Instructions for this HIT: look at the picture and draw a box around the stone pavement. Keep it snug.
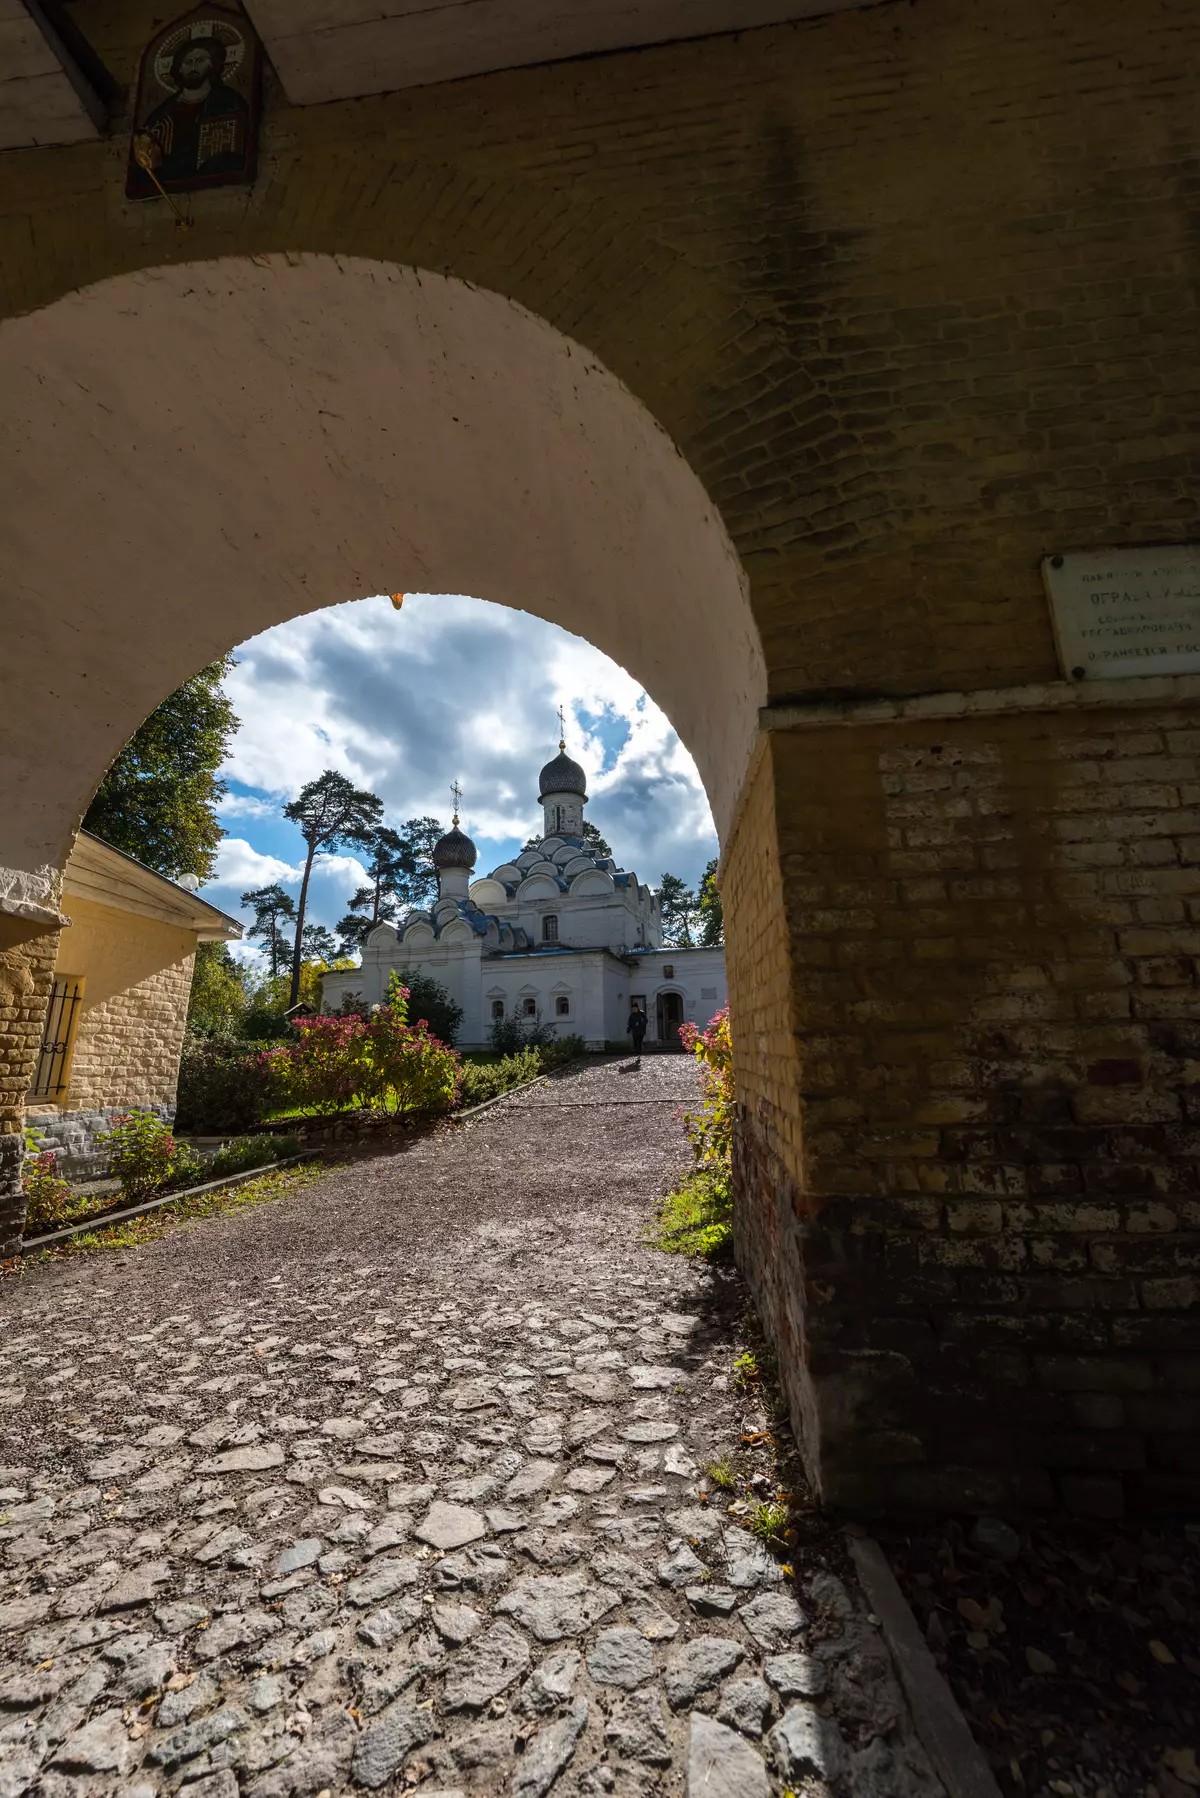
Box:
[0,1057,942,1798]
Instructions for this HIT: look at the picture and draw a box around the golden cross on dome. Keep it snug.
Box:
[450,779,462,825]
[557,704,567,752]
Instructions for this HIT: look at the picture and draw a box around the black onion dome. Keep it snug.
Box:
[432,824,477,870]
[538,751,587,799]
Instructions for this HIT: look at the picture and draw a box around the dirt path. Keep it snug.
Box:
[0,1056,941,1798]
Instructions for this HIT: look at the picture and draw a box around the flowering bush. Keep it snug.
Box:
[99,1110,203,1200]
[267,978,461,1119]
[679,1007,733,1167]
[267,1014,369,1115]
[21,1141,75,1231]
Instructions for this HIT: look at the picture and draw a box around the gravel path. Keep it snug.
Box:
[0,1056,942,1798]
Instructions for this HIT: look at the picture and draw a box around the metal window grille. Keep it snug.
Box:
[31,975,83,1101]
[543,915,558,941]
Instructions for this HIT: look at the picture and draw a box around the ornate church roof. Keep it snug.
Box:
[538,750,587,799]
[431,823,477,869]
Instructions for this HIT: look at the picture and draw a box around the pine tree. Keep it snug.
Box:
[658,872,697,948]
[284,771,384,1005]
[241,883,297,980]
[696,857,723,946]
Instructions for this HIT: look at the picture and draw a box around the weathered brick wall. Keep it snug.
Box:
[0,932,60,1255]
[742,693,1200,1516]
[55,898,196,1114]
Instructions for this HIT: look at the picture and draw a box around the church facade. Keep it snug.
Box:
[321,748,726,1051]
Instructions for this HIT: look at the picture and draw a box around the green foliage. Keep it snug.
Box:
[284,771,385,1006]
[241,884,297,981]
[393,966,463,1047]
[658,871,697,947]
[82,658,239,880]
[458,1047,543,1107]
[187,941,249,1037]
[697,856,723,946]
[175,1039,282,1133]
[337,818,443,951]
[210,1133,300,1178]
[705,1455,736,1491]
[490,1010,558,1053]
[732,1349,760,1388]
[680,1008,733,1167]
[458,1036,583,1107]
[99,1110,198,1200]
[650,1165,733,1259]
[21,1141,76,1232]
[748,1500,789,1542]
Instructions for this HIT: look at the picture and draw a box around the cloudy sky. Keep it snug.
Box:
[202,593,717,960]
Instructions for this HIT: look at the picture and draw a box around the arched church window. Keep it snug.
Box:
[522,997,538,1018]
[543,915,559,941]
[556,995,570,1016]
[491,999,505,1020]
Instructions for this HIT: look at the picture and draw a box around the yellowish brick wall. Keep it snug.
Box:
[756,703,1200,1515]
[52,896,196,1112]
[0,931,60,1251]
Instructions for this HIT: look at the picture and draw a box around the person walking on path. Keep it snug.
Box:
[627,1001,647,1060]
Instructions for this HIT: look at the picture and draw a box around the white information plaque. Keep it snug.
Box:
[1043,545,1200,679]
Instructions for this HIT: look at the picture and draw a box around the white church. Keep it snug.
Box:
[321,743,727,1051]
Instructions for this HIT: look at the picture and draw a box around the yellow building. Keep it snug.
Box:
[25,834,240,1177]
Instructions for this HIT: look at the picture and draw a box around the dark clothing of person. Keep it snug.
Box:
[627,1010,647,1048]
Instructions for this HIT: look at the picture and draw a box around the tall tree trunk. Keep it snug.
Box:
[289,842,317,1007]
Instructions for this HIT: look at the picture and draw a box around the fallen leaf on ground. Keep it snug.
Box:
[1026,1647,1057,1675]
[1151,1640,1179,1666]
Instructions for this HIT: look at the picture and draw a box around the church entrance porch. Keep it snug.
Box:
[656,990,685,1051]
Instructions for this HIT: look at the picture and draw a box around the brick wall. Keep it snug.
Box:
[53,897,196,1114]
[0,932,59,1254]
[737,696,1200,1515]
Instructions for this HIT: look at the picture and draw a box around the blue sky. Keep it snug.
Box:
[201,593,717,962]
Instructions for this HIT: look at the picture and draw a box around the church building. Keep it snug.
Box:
[320,745,727,1051]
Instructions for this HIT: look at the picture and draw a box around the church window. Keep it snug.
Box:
[522,996,538,1017]
[663,964,675,979]
[543,915,558,941]
[491,999,505,1020]
[556,995,570,1016]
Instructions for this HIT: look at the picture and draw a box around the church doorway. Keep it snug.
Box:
[656,990,684,1050]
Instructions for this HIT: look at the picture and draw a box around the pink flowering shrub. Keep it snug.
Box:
[99,1110,203,1199]
[21,1143,74,1230]
[678,1006,733,1166]
[267,980,461,1118]
[267,1014,370,1115]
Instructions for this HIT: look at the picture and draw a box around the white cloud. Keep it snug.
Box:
[210,593,718,936]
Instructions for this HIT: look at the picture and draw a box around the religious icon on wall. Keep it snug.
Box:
[125,7,261,201]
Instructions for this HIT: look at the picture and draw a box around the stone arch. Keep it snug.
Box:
[0,253,763,900]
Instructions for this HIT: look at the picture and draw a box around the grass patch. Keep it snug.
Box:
[748,1499,789,1542]
[14,1162,324,1266]
[648,1166,732,1260]
[705,1455,737,1491]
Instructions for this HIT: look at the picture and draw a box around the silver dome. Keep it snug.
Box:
[538,750,587,799]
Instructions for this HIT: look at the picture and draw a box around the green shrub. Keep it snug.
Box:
[650,1165,733,1260]
[21,1141,75,1232]
[540,1034,584,1071]
[489,1011,558,1053]
[459,1048,543,1107]
[99,1111,195,1201]
[393,967,464,1048]
[211,1133,299,1178]
[176,1039,280,1133]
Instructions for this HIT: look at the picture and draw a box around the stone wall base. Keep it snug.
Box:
[26,1105,175,1186]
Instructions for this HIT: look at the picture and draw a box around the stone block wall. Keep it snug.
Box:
[25,1104,174,1186]
[732,693,1200,1516]
[0,932,59,1255]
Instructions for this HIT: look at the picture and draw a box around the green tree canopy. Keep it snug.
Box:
[285,771,384,1005]
[697,857,723,946]
[83,657,238,879]
[337,817,443,952]
[241,883,296,980]
[658,872,697,947]
[186,941,249,1037]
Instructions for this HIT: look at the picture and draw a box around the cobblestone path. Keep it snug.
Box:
[0,1057,941,1798]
